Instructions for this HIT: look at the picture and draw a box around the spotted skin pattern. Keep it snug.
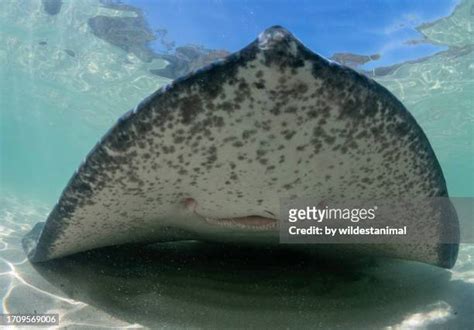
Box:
[23,26,459,268]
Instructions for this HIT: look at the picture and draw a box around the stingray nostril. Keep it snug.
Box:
[183,198,197,212]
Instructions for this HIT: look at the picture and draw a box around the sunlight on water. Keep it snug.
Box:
[0,0,472,328]
[0,0,169,203]
[375,0,474,198]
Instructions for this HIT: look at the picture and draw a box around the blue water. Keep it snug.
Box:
[128,0,457,68]
[0,0,472,328]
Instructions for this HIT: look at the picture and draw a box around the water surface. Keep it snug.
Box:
[0,0,472,328]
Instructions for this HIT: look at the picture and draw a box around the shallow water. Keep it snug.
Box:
[0,0,473,328]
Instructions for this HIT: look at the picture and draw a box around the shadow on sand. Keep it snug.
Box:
[29,242,473,329]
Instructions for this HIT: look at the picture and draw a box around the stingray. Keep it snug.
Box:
[23,26,459,268]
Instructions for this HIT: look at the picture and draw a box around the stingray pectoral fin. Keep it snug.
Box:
[22,222,45,260]
[24,26,459,268]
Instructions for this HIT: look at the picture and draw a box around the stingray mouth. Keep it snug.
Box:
[183,198,278,230]
[203,215,278,230]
